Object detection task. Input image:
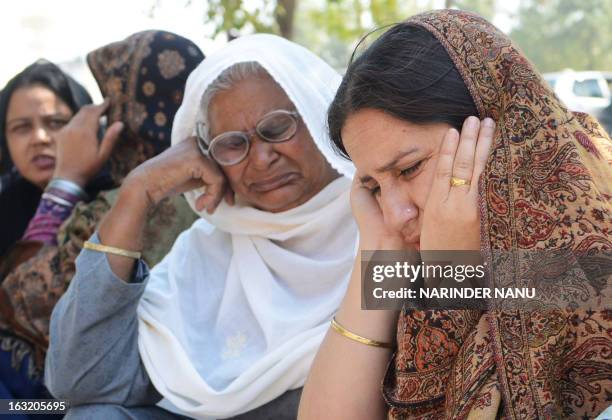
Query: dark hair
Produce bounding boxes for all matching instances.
[328,23,478,158]
[0,59,92,172]
[0,60,100,257]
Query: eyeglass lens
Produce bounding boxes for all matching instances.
[211,111,298,165]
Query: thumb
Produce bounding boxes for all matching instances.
[98,121,124,163]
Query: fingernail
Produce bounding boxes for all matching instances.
[467,116,479,128]
[483,118,495,128]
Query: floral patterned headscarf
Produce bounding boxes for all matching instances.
[87,30,205,182]
[383,10,612,420]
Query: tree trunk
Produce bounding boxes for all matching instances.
[275,0,297,39]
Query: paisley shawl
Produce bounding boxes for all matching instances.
[383,10,612,420]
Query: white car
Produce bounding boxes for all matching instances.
[543,70,611,115]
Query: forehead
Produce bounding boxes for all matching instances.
[7,85,69,117]
[208,73,293,131]
[342,109,421,168]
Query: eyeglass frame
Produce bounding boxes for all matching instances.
[195,109,301,166]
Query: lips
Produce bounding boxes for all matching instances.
[250,173,299,193]
[32,155,55,171]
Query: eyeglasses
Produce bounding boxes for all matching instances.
[196,109,300,166]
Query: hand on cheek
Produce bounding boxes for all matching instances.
[420,116,495,251]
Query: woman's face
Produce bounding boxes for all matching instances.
[5,84,73,188]
[342,108,451,248]
[208,73,338,213]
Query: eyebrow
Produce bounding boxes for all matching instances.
[6,112,71,126]
[359,147,419,184]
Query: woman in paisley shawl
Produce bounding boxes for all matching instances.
[0,30,203,390]
[300,10,611,420]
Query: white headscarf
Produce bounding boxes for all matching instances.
[137,34,358,419]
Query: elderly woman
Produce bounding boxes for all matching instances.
[300,10,611,420]
[45,34,357,419]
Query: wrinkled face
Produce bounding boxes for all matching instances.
[5,84,73,188]
[208,73,338,212]
[342,108,450,248]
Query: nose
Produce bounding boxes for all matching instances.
[379,187,418,235]
[247,135,279,170]
[32,125,52,145]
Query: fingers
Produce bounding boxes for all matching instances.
[69,99,112,132]
[192,157,227,214]
[201,180,226,214]
[86,98,112,119]
[432,128,460,199]
[98,121,124,163]
[471,118,495,193]
[194,181,225,213]
[224,188,235,206]
[452,116,480,186]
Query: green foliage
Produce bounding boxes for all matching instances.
[194,0,611,73]
[510,0,612,72]
[295,0,428,69]
[204,0,279,36]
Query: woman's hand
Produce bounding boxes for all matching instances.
[53,99,124,187]
[420,116,495,251]
[125,137,233,214]
[350,176,404,250]
[98,136,233,281]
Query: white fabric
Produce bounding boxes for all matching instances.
[137,34,357,419]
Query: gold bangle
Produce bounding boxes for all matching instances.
[83,241,142,259]
[330,317,393,349]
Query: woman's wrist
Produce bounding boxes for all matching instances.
[97,177,150,281]
[46,177,88,200]
[119,172,155,210]
[50,169,89,188]
[333,254,399,344]
[22,192,80,244]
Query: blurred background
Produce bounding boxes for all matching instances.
[2,0,611,131]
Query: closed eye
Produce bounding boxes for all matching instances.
[399,160,423,178]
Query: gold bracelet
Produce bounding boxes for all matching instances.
[330,317,393,349]
[83,241,142,259]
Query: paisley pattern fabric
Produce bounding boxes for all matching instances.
[384,10,611,420]
[0,192,198,378]
[87,30,205,183]
[0,30,204,378]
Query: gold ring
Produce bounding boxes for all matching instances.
[450,177,471,187]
